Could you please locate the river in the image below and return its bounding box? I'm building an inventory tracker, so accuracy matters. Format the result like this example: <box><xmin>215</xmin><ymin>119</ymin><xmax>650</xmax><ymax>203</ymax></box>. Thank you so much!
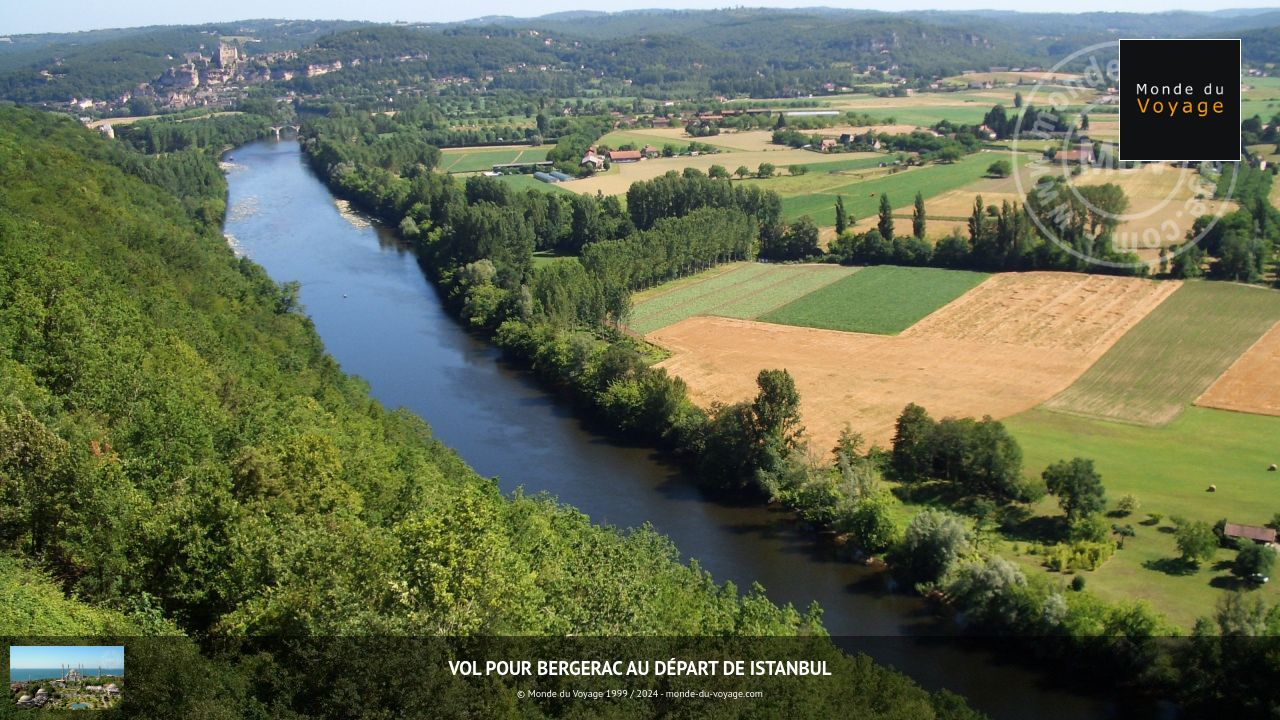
<box><xmin>221</xmin><ymin>138</ymin><xmax>1133</xmax><ymax>720</ymax></box>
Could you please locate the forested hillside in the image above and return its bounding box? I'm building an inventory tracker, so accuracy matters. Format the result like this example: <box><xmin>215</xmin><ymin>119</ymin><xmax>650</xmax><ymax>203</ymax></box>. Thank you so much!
<box><xmin>0</xmin><ymin>106</ymin><xmax>977</xmax><ymax>716</ymax></box>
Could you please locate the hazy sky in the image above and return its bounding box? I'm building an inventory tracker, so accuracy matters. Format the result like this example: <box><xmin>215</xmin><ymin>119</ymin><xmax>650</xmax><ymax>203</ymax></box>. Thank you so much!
<box><xmin>4</xmin><ymin>1</ymin><xmax>1280</xmax><ymax>36</ymax></box>
<box><xmin>10</xmin><ymin>646</ymin><xmax>124</xmax><ymax>670</ymax></box>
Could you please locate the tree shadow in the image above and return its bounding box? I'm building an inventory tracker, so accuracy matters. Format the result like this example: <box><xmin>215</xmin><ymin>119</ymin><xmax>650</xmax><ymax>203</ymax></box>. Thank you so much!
<box><xmin>1210</xmin><ymin>575</ymin><xmax>1245</xmax><ymax>590</ymax></box>
<box><xmin>1143</xmin><ymin>557</ymin><xmax>1198</xmax><ymax>576</ymax></box>
<box><xmin>1157</xmin><ymin>526</ymin><xmax>1176</xmax><ymax>534</ymax></box>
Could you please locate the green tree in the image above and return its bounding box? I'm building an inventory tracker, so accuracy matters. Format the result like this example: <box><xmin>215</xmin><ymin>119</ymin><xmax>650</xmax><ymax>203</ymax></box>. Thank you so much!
<box><xmin>1043</xmin><ymin>457</ymin><xmax>1106</xmax><ymax>523</ymax></box>
<box><xmin>891</xmin><ymin>403</ymin><xmax>935</xmax><ymax>481</ymax></box>
<box><xmin>877</xmin><ymin>192</ymin><xmax>894</xmax><ymax>241</ymax></box>
<box><xmin>752</xmin><ymin>369</ymin><xmax>803</xmax><ymax>449</ymax></box>
<box><xmin>834</xmin><ymin>195</ymin><xmax>848</xmax><ymax>236</ymax></box>
<box><xmin>1232</xmin><ymin>543</ymin><xmax>1276</xmax><ymax>580</ymax></box>
<box><xmin>894</xmin><ymin>509</ymin><xmax>972</xmax><ymax>585</ymax></box>
<box><xmin>757</xmin><ymin>162</ymin><xmax>776</xmax><ymax>178</ymax></box>
<box><xmin>1176</xmin><ymin>520</ymin><xmax>1219</xmax><ymax>567</ymax></box>
<box><xmin>912</xmin><ymin>191</ymin><xmax>926</xmax><ymax>239</ymax></box>
<box><xmin>708</xmin><ymin>164</ymin><xmax>729</xmax><ymax>180</ymax></box>
<box><xmin>734</xmin><ymin>165</ymin><xmax>750</xmax><ymax>179</ymax></box>
<box><xmin>986</xmin><ymin>160</ymin><xmax>1012</xmax><ymax>178</ymax></box>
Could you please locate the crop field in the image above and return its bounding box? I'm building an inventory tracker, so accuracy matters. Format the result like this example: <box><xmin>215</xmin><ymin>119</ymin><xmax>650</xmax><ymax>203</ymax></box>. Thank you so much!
<box><xmin>650</xmin><ymin>271</ymin><xmax>1173</xmax><ymax>450</ymax></box>
<box><xmin>438</xmin><ymin>146</ymin><xmax>548</xmax><ymax>173</ymax></box>
<box><xmin>627</xmin><ymin>263</ymin><xmax>857</xmax><ymax>334</ymax></box>
<box><xmin>1005</xmin><ymin>406</ymin><xmax>1280</xmax><ymax>628</ymax></box>
<box><xmin>568</xmin><ymin>150</ymin><xmax>880</xmax><ymax>196</ymax></box>
<box><xmin>758</xmin><ymin>265</ymin><xmax>988</xmax><ymax>334</ymax></box>
<box><xmin>1196</xmin><ymin>321</ymin><xmax>1280</xmax><ymax>417</ymax></box>
<box><xmin>496</xmin><ymin>174</ymin><xmax>571</xmax><ymax>193</ymax></box>
<box><xmin>1042</xmin><ymin>281</ymin><xmax>1280</xmax><ymax>425</ymax></box>
<box><xmin>780</xmin><ymin>152</ymin><xmax>1008</xmax><ymax>225</ymax></box>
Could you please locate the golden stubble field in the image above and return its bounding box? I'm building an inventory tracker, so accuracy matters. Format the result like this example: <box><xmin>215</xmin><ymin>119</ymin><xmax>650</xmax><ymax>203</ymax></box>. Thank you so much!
<box><xmin>649</xmin><ymin>272</ymin><xmax>1180</xmax><ymax>450</ymax></box>
<box><xmin>1196</xmin><ymin>321</ymin><xmax>1280</xmax><ymax>417</ymax></box>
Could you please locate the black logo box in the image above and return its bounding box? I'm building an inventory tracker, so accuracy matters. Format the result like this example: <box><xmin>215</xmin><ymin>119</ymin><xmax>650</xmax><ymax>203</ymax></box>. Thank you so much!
<box><xmin>1119</xmin><ymin>39</ymin><xmax>1241</xmax><ymax>162</ymax></box>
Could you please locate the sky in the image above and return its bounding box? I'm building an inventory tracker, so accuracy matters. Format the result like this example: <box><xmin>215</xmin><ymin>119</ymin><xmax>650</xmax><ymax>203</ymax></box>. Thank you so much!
<box><xmin>3</xmin><ymin>1</ymin><xmax>1280</xmax><ymax>36</ymax></box>
<box><xmin>9</xmin><ymin>645</ymin><xmax>125</xmax><ymax>670</ymax></box>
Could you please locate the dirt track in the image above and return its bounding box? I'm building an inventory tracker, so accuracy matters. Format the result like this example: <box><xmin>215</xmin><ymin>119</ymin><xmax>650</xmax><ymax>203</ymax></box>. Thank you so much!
<box><xmin>650</xmin><ymin>272</ymin><xmax>1179</xmax><ymax>449</ymax></box>
<box><xmin>1196</xmin><ymin>321</ymin><xmax>1280</xmax><ymax>417</ymax></box>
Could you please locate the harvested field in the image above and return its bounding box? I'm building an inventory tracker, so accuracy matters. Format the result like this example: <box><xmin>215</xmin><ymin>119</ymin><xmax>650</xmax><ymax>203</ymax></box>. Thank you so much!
<box><xmin>760</xmin><ymin>265</ymin><xmax>988</xmax><ymax>334</ymax></box>
<box><xmin>1196</xmin><ymin>321</ymin><xmax>1280</xmax><ymax>417</ymax></box>
<box><xmin>651</xmin><ymin>271</ymin><xmax>1176</xmax><ymax>448</ymax></box>
<box><xmin>628</xmin><ymin>263</ymin><xmax>856</xmax><ymax>334</ymax></box>
<box><xmin>903</xmin><ymin>272</ymin><xmax>1180</xmax><ymax>353</ymax></box>
<box><xmin>1043</xmin><ymin>282</ymin><xmax>1280</xmax><ymax>425</ymax></box>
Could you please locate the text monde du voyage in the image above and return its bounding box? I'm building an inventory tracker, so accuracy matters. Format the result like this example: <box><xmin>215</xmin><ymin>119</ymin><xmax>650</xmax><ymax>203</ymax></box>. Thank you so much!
<box><xmin>448</xmin><ymin>659</ymin><xmax>832</xmax><ymax>677</ymax></box>
<box><xmin>1133</xmin><ymin>82</ymin><xmax>1230</xmax><ymax>118</ymax></box>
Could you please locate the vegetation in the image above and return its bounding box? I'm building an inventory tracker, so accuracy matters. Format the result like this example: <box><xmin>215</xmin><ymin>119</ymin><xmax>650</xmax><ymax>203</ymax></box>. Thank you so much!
<box><xmin>1043</xmin><ymin>282</ymin><xmax>1280</xmax><ymax>424</ymax></box>
<box><xmin>759</xmin><ymin>266</ymin><xmax>988</xmax><ymax>334</ymax></box>
<box><xmin>0</xmin><ymin>106</ymin><xmax>994</xmax><ymax>717</ymax></box>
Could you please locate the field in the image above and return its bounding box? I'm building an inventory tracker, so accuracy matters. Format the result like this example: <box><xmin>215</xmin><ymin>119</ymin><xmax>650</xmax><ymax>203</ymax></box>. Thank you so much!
<box><xmin>650</xmin><ymin>271</ymin><xmax>1176</xmax><ymax>450</ymax></box>
<box><xmin>438</xmin><ymin>146</ymin><xmax>548</xmax><ymax>173</ymax></box>
<box><xmin>568</xmin><ymin>149</ymin><xmax>880</xmax><ymax>196</ymax></box>
<box><xmin>780</xmin><ymin>152</ymin><xmax>1008</xmax><ymax>225</ymax></box>
<box><xmin>758</xmin><ymin>265</ymin><xmax>988</xmax><ymax>334</ymax></box>
<box><xmin>1005</xmin><ymin>407</ymin><xmax>1280</xmax><ymax>628</ymax></box>
<box><xmin>496</xmin><ymin>173</ymin><xmax>571</xmax><ymax>193</ymax></box>
<box><xmin>1196</xmin><ymin>321</ymin><xmax>1280</xmax><ymax>416</ymax></box>
<box><xmin>626</xmin><ymin>262</ymin><xmax>857</xmax><ymax>334</ymax></box>
<box><xmin>1042</xmin><ymin>281</ymin><xmax>1280</xmax><ymax>425</ymax></box>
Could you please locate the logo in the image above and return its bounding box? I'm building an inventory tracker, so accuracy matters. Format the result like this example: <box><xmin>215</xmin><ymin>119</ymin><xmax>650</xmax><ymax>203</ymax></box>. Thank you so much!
<box><xmin>1013</xmin><ymin>42</ymin><xmax>1239</xmax><ymax>271</ymax></box>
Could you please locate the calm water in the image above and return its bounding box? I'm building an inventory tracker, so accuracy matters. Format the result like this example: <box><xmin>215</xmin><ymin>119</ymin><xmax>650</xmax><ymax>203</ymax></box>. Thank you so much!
<box><xmin>9</xmin><ymin>668</ymin><xmax>122</xmax><ymax>682</ymax></box>
<box><xmin>222</xmin><ymin>139</ymin><xmax>1135</xmax><ymax>719</ymax></box>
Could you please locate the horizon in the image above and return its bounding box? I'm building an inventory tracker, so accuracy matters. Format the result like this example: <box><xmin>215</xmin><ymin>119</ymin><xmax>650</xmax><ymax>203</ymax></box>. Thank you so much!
<box><xmin>4</xmin><ymin>2</ymin><xmax>1280</xmax><ymax>36</ymax></box>
<box><xmin>9</xmin><ymin>646</ymin><xmax>125</xmax><ymax>671</ymax></box>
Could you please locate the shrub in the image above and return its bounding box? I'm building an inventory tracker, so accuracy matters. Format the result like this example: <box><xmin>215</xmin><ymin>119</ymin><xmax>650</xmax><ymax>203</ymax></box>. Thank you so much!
<box><xmin>1070</xmin><ymin>575</ymin><xmax>1086</xmax><ymax>591</ymax></box>
<box><xmin>1115</xmin><ymin>494</ymin><xmax>1140</xmax><ymax>517</ymax></box>
<box><xmin>840</xmin><ymin>496</ymin><xmax>901</xmax><ymax>554</ymax></box>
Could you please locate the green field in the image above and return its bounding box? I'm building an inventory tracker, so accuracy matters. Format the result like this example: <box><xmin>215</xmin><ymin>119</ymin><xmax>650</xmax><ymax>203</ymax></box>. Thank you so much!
<box><xmin>780</xmin><ymin>152</ymin><xmax>1004</xmax><ymax>225</ymax></box>
<box><xmin>439</xmin><ymin>146</ymin><xmax>548</xmax><ymax>173</ymax></box>
<box><xmin>758</xmin><ymin>265</ymin><xmax>989</xmax><ymax>334</ymax></box>
<box><xmin>1004</xmin><ymin>407</ymin><xmax>1280</xmax><ymax>627</ymax></box>
<box><xmin>1043</xmin><ymin>281</ymin><xmax>1280</xmax><ymax>425</ymax></box>
<box><xmin>498</xmin><ymin>173</ymin><xmax>572</xmax><ymax>193</ymax></box>
<box><xmin>627</xmin><ymin>262</ymin><xmax>858</xmax><ymax>334</ymax></box>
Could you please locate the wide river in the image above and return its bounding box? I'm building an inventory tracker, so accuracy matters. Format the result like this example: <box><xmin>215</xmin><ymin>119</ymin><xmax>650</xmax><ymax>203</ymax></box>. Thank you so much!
<box><xmin>223</xmin><ymin>138</ymin><xmax>1137</xmax><ymax>719</ymax></box>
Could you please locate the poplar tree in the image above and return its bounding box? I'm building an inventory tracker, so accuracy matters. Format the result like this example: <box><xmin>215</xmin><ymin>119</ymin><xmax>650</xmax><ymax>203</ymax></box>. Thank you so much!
<box><xmin>912</xmin><ymin>191</ymin><xmax>926</xmax><ymax>239</ymax></box>
<box><xmin>877</xmin><ymin>193</ymin><xmax>894</xmax><ymax>241</ymax></box>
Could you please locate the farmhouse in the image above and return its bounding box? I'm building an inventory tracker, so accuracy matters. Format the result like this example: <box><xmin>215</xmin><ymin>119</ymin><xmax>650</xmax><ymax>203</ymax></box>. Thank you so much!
<box><xmin>1056</xmin><ymin>142</ymin><xmax>1095</xmax><ymax>165</ymax></box>
<box><xmin>642</xmin><ymin>144</ymin><xmax>659</xmax><ymax>158</ymax></box>
<box><xmin>820</xmin><ymin>138</ymin><xmax>838</xmax><ymax>152</ymax></box>
<box><xmin>580</xmin><ymin>150</ymin><xmax>604</xmax><ymax>170</ymax></box>
<box><xmin>1223</xmin><ymin>522</ymin><xmax>1278</xmax><ymax>545</ymax></box>
<box><xmin>609</xmin><ymin>150</ymin><xmax>643</xmax><ymax>163</ymax></box>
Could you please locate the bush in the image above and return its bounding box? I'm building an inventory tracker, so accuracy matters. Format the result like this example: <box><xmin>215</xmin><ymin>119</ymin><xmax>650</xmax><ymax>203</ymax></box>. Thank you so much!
<box><xmin>1115</xmin><ymin>494</ymin><xmax>1140</xmax><ymax>517</ymax></box>
<box><xmin>1232</xmin><ymin>543</ymin><xmax>1277</xmax><ymax>580</ymax></box>
<box><xmin>1070</xmin><ymin>575</ymin><xmax>1086</xmax><ymax>591</ymax></box>
<box><xmin>840</xmin><ymin>496</ymin><xmax>901</xmax><ymax>554</ymax></box>
<box><xmin>986</xmin><ymin>160</ymin><xmax>1012</xmax><ymax>178</ymax></box>
<box><xmin>1044</xmin><ymin>541</ymin><xmax>1113</xmax><ymax>572</ymax></box>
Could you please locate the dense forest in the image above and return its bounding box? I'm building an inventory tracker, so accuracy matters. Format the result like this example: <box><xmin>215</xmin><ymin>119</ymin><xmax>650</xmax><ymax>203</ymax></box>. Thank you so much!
<box><xmin>0</xmin><ymin>105</ymin><xmax>989</xmax><ymax>716</ymax></box>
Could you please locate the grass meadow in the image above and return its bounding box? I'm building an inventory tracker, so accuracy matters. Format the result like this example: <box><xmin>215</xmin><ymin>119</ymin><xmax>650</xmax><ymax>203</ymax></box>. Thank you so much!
<box><xmin>1004</xmin><ymin>406</ymin><xmax>1280</xmax><ymax>627</ymax></box>
<box><xmin>439</xmin><ymin>146</ymin><xmax>548</xmax><ymax>173</ymax></box>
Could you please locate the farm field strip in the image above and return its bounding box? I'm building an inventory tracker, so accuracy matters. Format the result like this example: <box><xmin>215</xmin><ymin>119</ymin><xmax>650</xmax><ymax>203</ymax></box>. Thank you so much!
<box><xmin>628</xmin><ymin>264</ymin><xmax>855</xmax><ymax>334</ymax></box>
<box><xmin>439</xmin><ymin>146</ymin><xmax>548</xmax><ymax>173</ymax></box>
<box><xmin>759</xmin><ymin>265</ymin><xmax>988</xmax><ymax>335</ymax></box>
<box><xmin>1042</xmin><ymin>281</ymin><xmax>1280</xmax><ymax>425</ymax></box>
<box><xmin>780</xmin><ymin>152</ymin><xmax>1006</xmax><ymax>225</ymax></box>
<box><xmin>650</xmin><ymin>271</ymin><xmax>1174</xmax><ymax>451</ymax></box>
<box><xmin>1195</xmin><ymin>320</ymin><xmax>1280</xmax><ymax>417</ymax></box>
